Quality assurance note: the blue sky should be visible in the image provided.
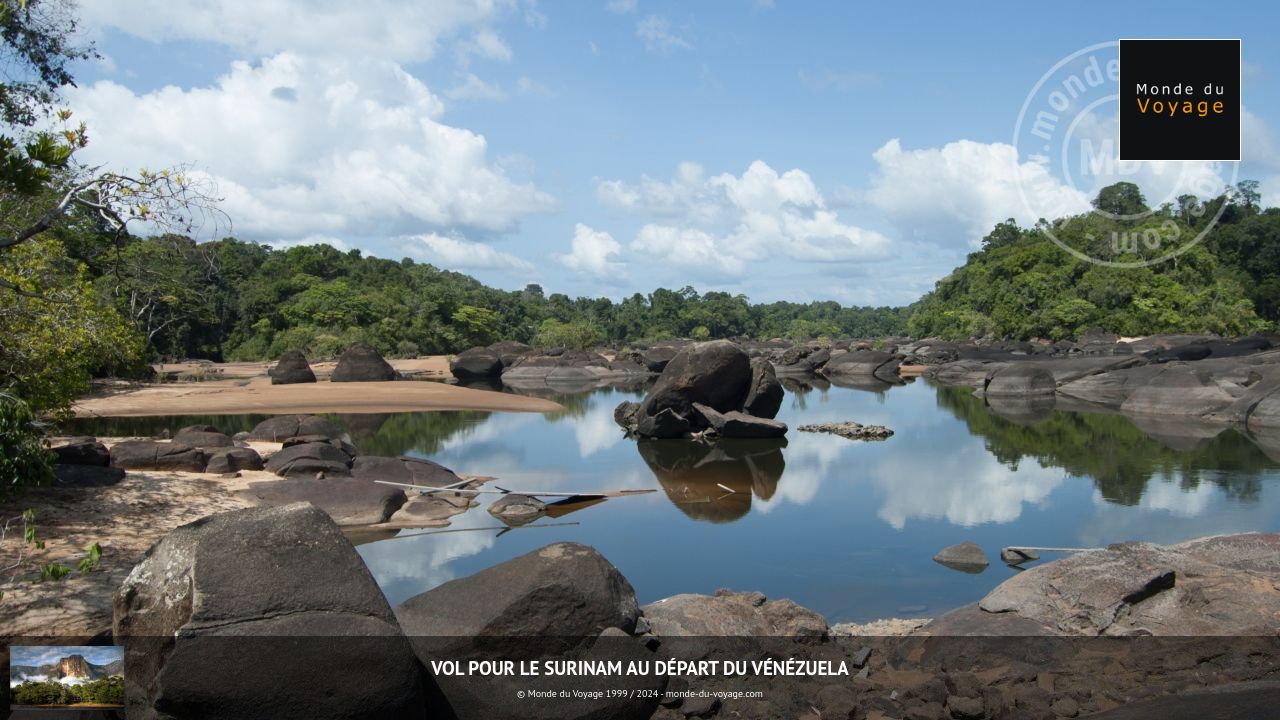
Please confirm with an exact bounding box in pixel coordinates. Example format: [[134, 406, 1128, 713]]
[[10, 645, 121, 668], [65, 2, 1280, 306]]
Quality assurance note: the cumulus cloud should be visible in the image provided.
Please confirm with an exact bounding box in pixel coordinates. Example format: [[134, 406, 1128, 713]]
[[67, 53, 555, 243], [556, 224, 625, 277], [636, 15, 692, 54], [456, 28, 513, 65], [867, 138, 1091, 248], [405, 233, 533, 273], [599, 160, 891, 279], [447, 72, 508, 101], [79, 0, 511, 63]]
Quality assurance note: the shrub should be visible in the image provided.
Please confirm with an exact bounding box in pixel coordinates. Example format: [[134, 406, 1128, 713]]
[[0, 395, 53, 497]]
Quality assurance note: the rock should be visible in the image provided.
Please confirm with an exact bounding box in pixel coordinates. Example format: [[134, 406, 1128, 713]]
[[681, 694, 720, 718], [396, 542, 640, 658], [639, 439, 786, 523], [113, 503, 423, 718], [742, 358, 784, 419], [204, 447, 264, 474], [282, 434, 360, 457], [1079, 681, 1280, 719], [614, 400, 641, 431], [350, 455, 462, 488], [247, 414, 346, 442], [1000, 547, 1040, 565], [51, 438, 110, 466], [1078, 326, 1119, 345], [1153, 341, 1214, 363], [1120, 366, 1237, 418], [172, 428, 235, 448], [450, 346, 503, 379], [109, 441, 209, 472], [636, 407, 694, 439], [641, 589, 827, 637], [933, 541, 989, 573], [821, 350, 900, 380], [52, 464, 126, 487], [797, 422, 893, 441], [947, 694, 985, 720], [1056, 364, 1167, 408], [984, 364, 1056, 397], [693, 403, 787, 439], [643, 346, 679, 373], [264, 441, 355, 477], [488, 340, 532, 368], [487, 493, 547, 525], [640, 340, 753, 422], [242, 478, 407, 525], [267, 349, 317, 385], [331, 342, 398, 382], [1051, 696, 1080, 717], [976, 534, 1280, 635]]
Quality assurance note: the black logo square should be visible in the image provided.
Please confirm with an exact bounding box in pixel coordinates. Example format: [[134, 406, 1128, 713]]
[[1119, 39, 1240, 161]]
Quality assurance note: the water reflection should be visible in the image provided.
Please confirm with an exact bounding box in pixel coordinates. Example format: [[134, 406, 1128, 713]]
[[637, 439, 787, 523]]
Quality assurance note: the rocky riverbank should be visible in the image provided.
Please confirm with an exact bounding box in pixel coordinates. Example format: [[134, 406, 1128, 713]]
[[23, 495, 1279, 719]]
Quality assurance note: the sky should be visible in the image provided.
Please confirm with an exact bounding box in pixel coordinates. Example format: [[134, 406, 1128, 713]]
[[61, 1, 1280, 307]]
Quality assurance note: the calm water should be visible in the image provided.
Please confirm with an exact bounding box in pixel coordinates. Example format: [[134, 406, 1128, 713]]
[[69, 380, 1280, 623]]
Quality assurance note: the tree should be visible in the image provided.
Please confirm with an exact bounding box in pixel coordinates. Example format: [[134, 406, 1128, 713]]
[[1092, 182, 1148, 217]]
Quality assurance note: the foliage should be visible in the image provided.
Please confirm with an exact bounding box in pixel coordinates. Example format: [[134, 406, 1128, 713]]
[[0, 395, 52, 495], [12, 675, 124, 706], [0, 237, 143, 415], [533, 318, 604, 350], [906, 182, 1275, 341]]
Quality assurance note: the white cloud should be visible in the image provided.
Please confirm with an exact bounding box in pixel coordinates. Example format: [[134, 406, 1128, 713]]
[[636, 15, 692, 54], [867, 138, 1091, 248], [80, 0, 512, 63], [405, 233, 534, 273], [68, 53, 555, 243], [606, 0, 638, 13], [600, 160, 891, 279], [556, 223, 625, 277], [447, 72, 508, 101], [456, 28, 513, 65]]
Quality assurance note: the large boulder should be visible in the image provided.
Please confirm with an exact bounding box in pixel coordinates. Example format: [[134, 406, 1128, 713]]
[[204, 447, 264, 474], [52, 464, 126, 488], [641, 345, 678, 373], [974, 533, 1280, 636], [241, 477, 407, 525], [450, 346, 503, 380], [1057, 363, 1168, 408], [172, 426, 234, 448], [331, 342, 398, 382], [742, 358, 784, 419], [247, 415, 346, 442], [821, 350, 900, 382], [51, 437, 110, 466], [1120, 366, 1237, 418], [113, 503, 424, 718], [983, 363, 1056, 397], [109, 441, 209, 473], [933, 541, 989, 573], [488, 340, 532, 368], [264, 441, 355, 478], [267, 349, 317, 385], [693, 403, 787, 439], [641, 589, 828, 637], [350, 455, 463, 488], [621, 340, 754, 438]]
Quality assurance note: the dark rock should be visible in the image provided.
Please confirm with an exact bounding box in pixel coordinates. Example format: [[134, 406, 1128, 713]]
[[641, 589, 827, 637], [350, 455, 462, 488], [51, 438, 110, 466], [984, 364, 1056, 397], [52, 464, 126, 488], [1080, 681, 1280, 720], [204, 447, 264, 474], [681, 694, 720, 718], [247, 415, 346, 442], [947, 694, 985, 720], [450, 346, 503, 379], [641, 340, 752, 420], [693, 403, 787, 439], [742, 358, 784, 419], [488, 340, 532, 368], [636, 407, 694, 439], [172, 428, 234, 448], [643, 346, 679, 373], [821, 350, 900, 379], [264, 441, 355, 476], [1001, 547, 1040, 565], [396, 542, 640, 657], [1153, 342, 1214, 363], [267, 349, 317, 385], [331, 342, 398, 382], [614, 400, 641, 431], [487, 493, 547, 525], [242, 478, 407, 525], [113, 503, 423, 718], [639, 439, 786, 523], [1120, 366, 1236, 417], [933, 541, 989, 573], [109, 441, 209, 472]]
